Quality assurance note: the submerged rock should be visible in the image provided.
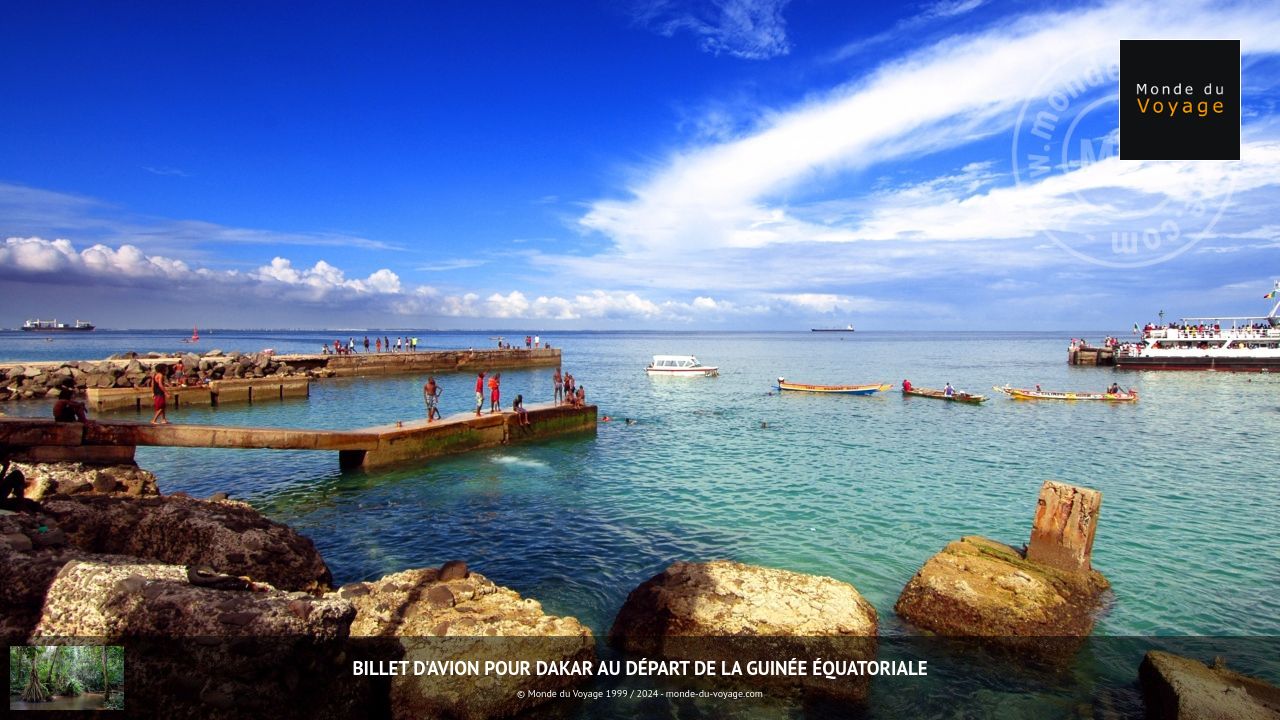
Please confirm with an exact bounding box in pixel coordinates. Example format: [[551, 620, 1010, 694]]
[[39, 493, 332, 592], [345, 566, 594, 720], [609, 559, 878, 700], [1140, 650, 1280, 720]]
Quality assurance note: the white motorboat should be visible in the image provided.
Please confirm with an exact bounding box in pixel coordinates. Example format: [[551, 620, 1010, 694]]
[[645, 355, 719, 377]]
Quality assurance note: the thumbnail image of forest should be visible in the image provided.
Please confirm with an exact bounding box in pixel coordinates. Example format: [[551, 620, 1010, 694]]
[[9, 645, 123, 711]]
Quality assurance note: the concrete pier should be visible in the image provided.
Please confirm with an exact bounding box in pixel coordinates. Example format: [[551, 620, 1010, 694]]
[[283, 347, 561, 377], [0, 402, 595, 470], [86, 378, 310, 413], [1067, 344, 1116, 366]]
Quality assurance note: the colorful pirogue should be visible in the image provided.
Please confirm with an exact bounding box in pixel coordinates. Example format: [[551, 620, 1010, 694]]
[[902, 386, 986, 404], [776, 379, 892, 395], [993, 385, 1138, 402]]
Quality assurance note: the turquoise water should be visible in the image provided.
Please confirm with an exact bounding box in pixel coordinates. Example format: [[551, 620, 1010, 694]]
[[4, 330, 1278, 715]]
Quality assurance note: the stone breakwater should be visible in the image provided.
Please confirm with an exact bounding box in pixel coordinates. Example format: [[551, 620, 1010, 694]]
[[0, 347, 560, 402]]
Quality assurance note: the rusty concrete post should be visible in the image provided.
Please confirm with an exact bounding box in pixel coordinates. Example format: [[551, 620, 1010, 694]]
[[1026, 480, 1102, 573]]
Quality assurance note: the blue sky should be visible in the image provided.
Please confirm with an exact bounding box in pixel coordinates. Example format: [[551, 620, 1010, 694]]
[[2, 0, 1279, 329]]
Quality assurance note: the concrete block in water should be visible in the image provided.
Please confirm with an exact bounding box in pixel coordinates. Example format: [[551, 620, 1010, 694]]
[[1140, 650, 1280, 719], [1027, 480, 1101, 574]]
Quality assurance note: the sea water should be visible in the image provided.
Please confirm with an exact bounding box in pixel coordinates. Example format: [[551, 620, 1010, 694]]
[[4, 329, 1278, 717]]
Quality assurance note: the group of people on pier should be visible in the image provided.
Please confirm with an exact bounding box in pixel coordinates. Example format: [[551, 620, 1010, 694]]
[[495, 338, 552, 351], [553, 367, 586, 407], [323, 336, 421, 355], [420, 366, 585, 424]]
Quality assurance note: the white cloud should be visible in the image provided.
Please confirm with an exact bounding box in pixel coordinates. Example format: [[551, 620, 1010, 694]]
[[575, 0, 1280, 293], [0, 236, 744, 323], [634, 0, 792, 59], [767, 292, 941, 315], [417, 259, 488, 272], [839, 141, 1280, 243], [142, 165, 189, 177], [0, 182, 401, 253], [825, 0, 990, 63]]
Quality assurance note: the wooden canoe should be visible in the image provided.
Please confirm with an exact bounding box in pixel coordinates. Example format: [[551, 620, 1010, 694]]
[[993, 386, 1138, 402], [777, 381, 891, 395], [902, 387, 986, 404]]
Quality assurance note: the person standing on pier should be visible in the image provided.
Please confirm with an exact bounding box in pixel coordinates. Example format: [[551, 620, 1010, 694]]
[[364, 336, 370, 353], [488, 373, 501, 414], [553, 367, 563, 405], [475, 371, 485, 416], [150, 364, 169, 424], [534, 335, 540, 348], [376, 337, 382, 353], [424, 377, 441, 422]]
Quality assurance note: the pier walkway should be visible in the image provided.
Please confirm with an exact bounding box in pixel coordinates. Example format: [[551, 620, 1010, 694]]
[[0, 402, 596, 470]]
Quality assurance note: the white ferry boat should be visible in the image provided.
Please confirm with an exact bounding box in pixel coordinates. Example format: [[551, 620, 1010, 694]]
[[645, 355, 719, 377], [1117, 281, 1280, 371], [21, 318, 95, 332]]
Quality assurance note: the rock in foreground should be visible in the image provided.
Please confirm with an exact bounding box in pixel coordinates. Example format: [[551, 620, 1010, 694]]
[[32, 559, 353, 639], [894, 536, 1108, 653], [345, 563, 593, 717], [39, 493, 332, 592], [344, 563, 595, 720], [1140, 650, 1280, 720], [0, 509, 128, 643], [15, 461, 159, 500], [31, 559, 363, 720], [610, 560, 878, 700]]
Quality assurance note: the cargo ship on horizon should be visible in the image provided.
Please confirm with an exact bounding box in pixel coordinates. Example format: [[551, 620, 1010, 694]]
[[21, 318, 95, 332]]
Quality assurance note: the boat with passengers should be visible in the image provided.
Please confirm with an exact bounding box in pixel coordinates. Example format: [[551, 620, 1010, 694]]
[[1116, 281, 1280, 371], [993, 385, 1137, 402], [902, 385, 986, 404]]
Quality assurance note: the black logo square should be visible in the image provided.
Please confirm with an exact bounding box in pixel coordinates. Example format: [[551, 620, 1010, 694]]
[[1120, 39, 1240, 160]]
